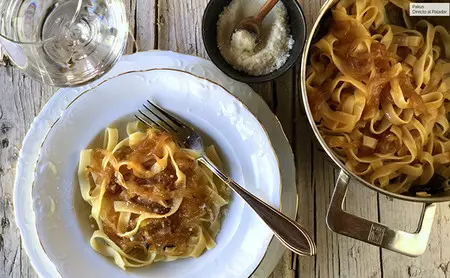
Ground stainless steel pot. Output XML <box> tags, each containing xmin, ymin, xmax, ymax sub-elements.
<box><xmin>300</xmin><ymin>0</ymin><xmax>450</xmax><ymax>256</ymax></box>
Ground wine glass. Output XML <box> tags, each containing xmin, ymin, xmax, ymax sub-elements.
<box><xmin>0</xmin><ymin>0</ymin><xmax>128</xmax><ymax>87</ymax></box>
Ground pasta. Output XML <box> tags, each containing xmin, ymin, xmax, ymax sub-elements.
<box><xmin>78</xmin><ymin>121</ymin><xmax>230</xmax><ymax>269</ymax></box>
<box><xmin>306</xmin><ymin>0</ymin><xmax>450</xmax><ymax>194</ymax></box>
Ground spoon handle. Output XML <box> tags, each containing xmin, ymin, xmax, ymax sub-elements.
<box><xmin>199</xmin><ymin>156</ymin><xmax>316</xmax><ymax>256</ymax></box>
<box><xmin>255</xmin><ymin>0</ymin><xmax>280</xmax><ymax>22</ymax></box>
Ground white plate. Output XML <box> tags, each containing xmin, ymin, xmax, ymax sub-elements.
<box><xmin>14</xmin><ymin>51</ymin><xmax>296</xmax><ymax>278</ymax></box>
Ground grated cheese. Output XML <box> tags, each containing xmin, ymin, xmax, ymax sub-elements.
<box><xmin>217</xmin><ymin>0</ymin><xmax>294</xmax><ymax>76</ymax></box>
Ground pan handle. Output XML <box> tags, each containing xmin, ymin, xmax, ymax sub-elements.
<box><xmin>327</xmin><ymin>170</ymin><xmax>436</xmax><ymax>257</ymax></box>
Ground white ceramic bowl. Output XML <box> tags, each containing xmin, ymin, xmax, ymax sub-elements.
<box><xmin>14</xmin><ymin>51</ymin><xmax>297</xmax><ymax>278</ymax></box>
<box><xmin>32</xmin><ymin>68</ymin><xmax>281</xmax><ymax>278</ymax></box>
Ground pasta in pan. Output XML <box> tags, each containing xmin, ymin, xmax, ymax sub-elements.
<box><xmin>78</xmin><ymin>121</ymin><xmax>230</xmax><ymax>269</ymax></box>
<box><xmin>306</xmin><ymin>0</ymin><xmax>450</xmax><ymax>194</ymax></box>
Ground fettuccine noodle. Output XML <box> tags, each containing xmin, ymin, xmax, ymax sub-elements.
<box><xmin>78</xmin><ymin>121</ymin><xmax>230</xmax><ymax>269</ymax></box>
<box><xmin>306</xmin><ymin>0</ymin><xmax>450</xmax><ymax>194</ymax></box>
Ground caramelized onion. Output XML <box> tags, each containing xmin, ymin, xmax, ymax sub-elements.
<box><xmin>398</xmin><ymin>73</ymin><xmax>428</xmax><ymax>115</ymax></box>
<box><xmin>363</xmin><ymin>73</ymin><xmax>389</xmax><ymax>118</ymax></box>
<box><xmin>323</xmin><ymin>135</ymin><xmax>360</xmax><ymax>149</ymax></box>
<box><xmin>376</xmin><ymin>131</ymin><xmax>400</xmax><ymax>154</ymax></box>
<box><xmin>306</xmin><ymin>0</ymin><xmax>450</xmax><ymax>192</ymax></box>
<box><xmin>85</xmin><ymin>128</ymin><xmax>229</xmax><ymax>262</ymax></box>
<box><xmin>309</xmin><ymin>87</ymin><xmax>331</xmax><ymax>119</ymax></box>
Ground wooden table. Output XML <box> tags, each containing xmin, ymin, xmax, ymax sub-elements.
<box><xmin>1</xmin><ymin>0</ymin><xmax>450</xmax><ymax>277</ymax></box>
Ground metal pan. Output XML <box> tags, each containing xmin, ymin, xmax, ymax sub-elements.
<box><xmin>300</xmin><ymin>0</ymin><xmax>450</xmax><ymax>256</ymax></box>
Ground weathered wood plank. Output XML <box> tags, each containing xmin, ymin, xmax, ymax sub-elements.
<box><xmin>312</xmin><ymin>150</ymin><xmax>382</xmax><ymax>278</ymax></box>
<box><xmin>295</xmin><ymin>65</ymin><xmax>316</xmax><ymax>278</ymax></box>
<box><xmin>250</xmin><ymin>83</ymin><xmax>275</xmax><ymax>113</ymax></box>
<box><xmin>271</xmin><ymin>69</ymin><xmax>297</xmax><ymax>278</ymax></box>
<box><xmin>295</xmin><ymin>0</ymin><xmax>324</xmax><ymax>276</ymax></box>
<box><xmin>158</xmin><ymin>0</ymin><xmax>209</xmax><ymax>58</ymax></box>
<box><xmin>136</xmin><ymin>0</ymin><xmax>156</xmax><ymax>51</ymax></box>
<box><xmin>124</xmin><ymin>0</ymin><xmax>138</xmax><ymax>54</ymax></box>
<box><xmin>297</xmin><ymin>0</ymin><xmax>325</xmax><ymax>33</ymax></box>
<box><xmin>275</xmin><ymin>70</ymin><xmax>296</xmax><ymax>145</ymax></box>
<box><xmin>0</xmin><ymin>67</ymin><xmax>54</xmax><ymax>278</ymax></box>
<box><xmin>379</xmin><ymin>198</ymin><xmax>450</xmax><ymax>278</ymax></box>
<box><xmin>312</xmin><ymin>153</ymin><xmax>339</xmax><ymax>278</ymax></box>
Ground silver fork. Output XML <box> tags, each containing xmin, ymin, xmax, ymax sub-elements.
<box><xmin>136</xmin><ymin>100</ymin><xmax>316</xmax><ymax>256</ymax></box>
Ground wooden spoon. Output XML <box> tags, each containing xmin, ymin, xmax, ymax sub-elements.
<box><xmin>234</xmin><ymin>0</ymin><xmax>280</xmax><ymax>39</ymax></box>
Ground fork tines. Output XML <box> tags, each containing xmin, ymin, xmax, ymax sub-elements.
<box><xmin>136</xmin><ymin>100</ymin><xmax>185</xmax><ymax>135</ymax></box>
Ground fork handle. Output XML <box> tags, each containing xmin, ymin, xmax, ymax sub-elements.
<box><xmin>198</xmin><ymin>156</ymin><xmax>316</xmax><ymax>256</ymax></box>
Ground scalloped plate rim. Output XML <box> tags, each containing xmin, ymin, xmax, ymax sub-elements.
<box><xmin>13</xmin><ymin>51</ymin><xmax>297</xmax><ymax>278</ymax></box>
